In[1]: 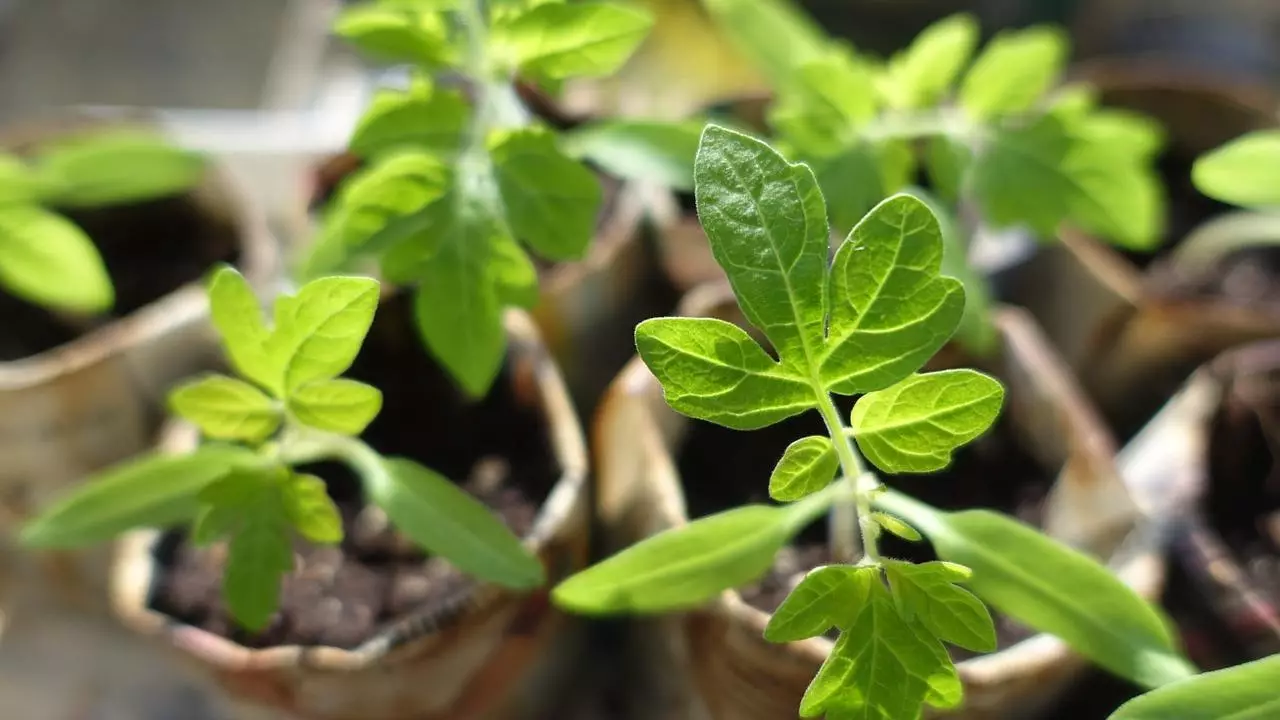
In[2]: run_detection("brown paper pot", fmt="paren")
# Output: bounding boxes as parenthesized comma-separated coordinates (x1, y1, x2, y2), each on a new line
(1003, 61, 1280, 438)
(110, 299, 589, 720)
(297, 153, 653, 412)
(1144, 341, 1280, 668)
(0, 113, 278, 611)
(593, 282, 1168, 720)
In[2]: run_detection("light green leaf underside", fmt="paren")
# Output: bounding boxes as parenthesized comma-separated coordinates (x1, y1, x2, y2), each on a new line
(169, 374, 281, 442)
(364, 457, 544, 589)
(872, 511, 922, 542)
(634, 317, 814, 431)
(19, 446, 261, 548)
(288, 378, 383, 436)
(0, 205, 113, 313)
(850, 369, 1004, 473)
(821, 194, 965, 395)
(769, 435, 838, 501)
(1108, 654, 1280, 720)
(763, 565, 873, 642)
(875, 491, 1197, 690)
(802, 582, 961, 718)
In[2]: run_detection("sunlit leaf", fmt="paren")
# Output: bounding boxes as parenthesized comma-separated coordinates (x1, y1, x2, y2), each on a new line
(287, 378, 383, 436)
(769, 435, 838, 501)
(763, 564, 873, 642)
(0, 205, 112, 312)
(169, 374, 281, 442)
(1192, 129, 1280, 209)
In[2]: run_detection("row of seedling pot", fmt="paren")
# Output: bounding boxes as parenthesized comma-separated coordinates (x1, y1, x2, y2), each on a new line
(3, 1, 1280, 718)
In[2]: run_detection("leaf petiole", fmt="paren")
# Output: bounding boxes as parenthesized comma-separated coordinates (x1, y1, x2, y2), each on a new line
(815, 390, 880, 567)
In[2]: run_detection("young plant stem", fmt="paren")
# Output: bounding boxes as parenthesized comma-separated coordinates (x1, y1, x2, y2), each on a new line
(815, 392, 880, 567)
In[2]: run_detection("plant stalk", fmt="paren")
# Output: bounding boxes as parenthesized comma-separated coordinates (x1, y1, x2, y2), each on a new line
(815, 393, 879, 566)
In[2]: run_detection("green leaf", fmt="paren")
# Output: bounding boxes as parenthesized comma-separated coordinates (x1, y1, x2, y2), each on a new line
(333, 4, 455, 67)
(702, 0, 829, 89)
(925, 136, 971, 204)
(881, 13, 979, 110)
(207, 266, 274, 391)
(634, 317, 814, 431)
(1061, 133, 1165, 251)
(553, 497, 830, 614)
(810, 143, 887, 234)
(820, 194, 966, 394)
(169, 374, 281, 442)
(959, 26, 1067, 120)
(801, 581, 961, 717)
(850, 369, 1004, 473)
(0, 205, 113, 312)
(692, 125, 829, 372)
(1192, 129, 1280, 209)
(769, 51, 878, 156)
(281, 473, 343, 544)
(763, 565, 873, 642)
(0, 154, 37, 205)
(491, 1, 653, 80)
(348, 86, 467, 157)
(364, 457, 544, 589)
(769, 435, 838, 501)
(912, 187, 998, 357)
(872, 511, 921, 542)
(1108, 654, 1280, 720)
(266, 276, 380, 395)
(223, 503, 294, 631)
(321, 151, 449, 255)
(34, 130, 205, 207)
(561, 119, 703, 191)
(490, 127, 601, 261)
(287, 378, 383, 436)
(19, 446, 260, 548)
(885, 559, 996, 652)
(399, 187, 510, 398)
(875, 491, 1199, 689)
(971, 114, 1075, 236)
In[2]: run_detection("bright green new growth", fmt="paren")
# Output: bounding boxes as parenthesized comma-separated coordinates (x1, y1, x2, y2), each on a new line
(0, 129, 206, 314)
(21, 266, 544, 631)
(309, 0, 702, 397)
(551, 126, 1195, 718)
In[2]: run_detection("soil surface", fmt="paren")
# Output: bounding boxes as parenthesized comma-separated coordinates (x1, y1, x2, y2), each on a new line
(0, 192, 240, 361)
(149, 291, 559, 649)
(675, 361, 1052, 660)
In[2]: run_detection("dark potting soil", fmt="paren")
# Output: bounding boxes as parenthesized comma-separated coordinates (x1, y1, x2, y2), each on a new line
(676, 377, 1053, 660)
(0, 192, 240, 361)
(149, 291, 560, 649)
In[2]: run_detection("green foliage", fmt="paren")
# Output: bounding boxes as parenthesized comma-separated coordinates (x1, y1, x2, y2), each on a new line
(1107, 654, 1280, 719)
(551, 127, 1194, 718)
(1192, 129, 1280, 209)
(0, 130, 206, 315)
(312, 0, 669, 397)
(21, 266, 544, 631)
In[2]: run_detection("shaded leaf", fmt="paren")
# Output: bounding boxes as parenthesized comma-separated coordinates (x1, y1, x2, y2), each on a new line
(971, 114, 1075, 236)
(0, 153, 37, 204)
(701, 0, 829, 89)
(769, 51, 877, 156)
(561, 119, 703, 191)
(320, 151, 449, 256)
(223, 503, 294, 631)
(490, 127, 601, 261)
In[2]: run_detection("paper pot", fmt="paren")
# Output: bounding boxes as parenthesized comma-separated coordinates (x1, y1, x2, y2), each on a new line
(592, 281, 1168, 720)
(110, 302, 590, 720)
(296, 153, 655, 413)
(0, 113, 279, 613)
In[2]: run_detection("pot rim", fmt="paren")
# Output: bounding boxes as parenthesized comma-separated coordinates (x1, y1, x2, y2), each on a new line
(595, 280, 1168, 692)
(0, 111, 278, 389)
(108, 306, 588, 673)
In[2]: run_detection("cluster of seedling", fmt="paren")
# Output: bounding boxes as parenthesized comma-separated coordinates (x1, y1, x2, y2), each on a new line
(552, 126, 1195, 719)
(0, 129, 205, 314)
(22, 267, 542, 629)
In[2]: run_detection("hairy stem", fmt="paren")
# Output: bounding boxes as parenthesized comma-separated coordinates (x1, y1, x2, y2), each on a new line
(815, 393, 879, 566)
